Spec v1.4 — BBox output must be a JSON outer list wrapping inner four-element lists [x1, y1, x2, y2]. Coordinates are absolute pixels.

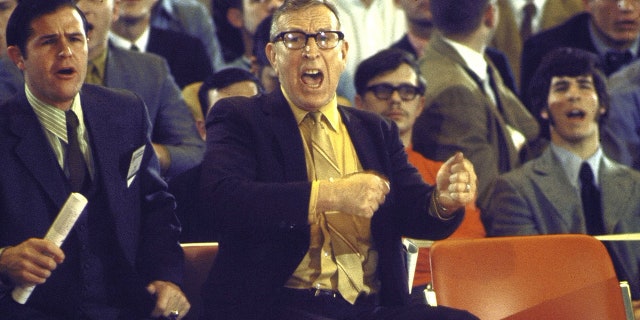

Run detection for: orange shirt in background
[[406, 146, 486, 287]]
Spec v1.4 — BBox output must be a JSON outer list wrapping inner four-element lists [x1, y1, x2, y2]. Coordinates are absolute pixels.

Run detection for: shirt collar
[[109, 27, 151, 52], [442, 37, 489, 81], [282, 87, 340, 132], [26, 85, 84, 144], [550, 143, 603, 187]]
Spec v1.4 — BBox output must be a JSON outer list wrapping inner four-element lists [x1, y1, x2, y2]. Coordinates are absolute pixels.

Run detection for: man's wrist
[[0, 247, 13, 288], [430, 191, 455, 221]]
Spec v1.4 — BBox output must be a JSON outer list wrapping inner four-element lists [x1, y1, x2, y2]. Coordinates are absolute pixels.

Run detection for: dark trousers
[[0, 294, 154, 320], [270, 288, 479, 320]]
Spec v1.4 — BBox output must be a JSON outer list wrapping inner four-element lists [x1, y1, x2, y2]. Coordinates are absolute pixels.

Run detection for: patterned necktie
[[66, 110, 88, 192], [520, 0, 537, 41], [308, 112, 341, 179], [579, 163, 604, 235]]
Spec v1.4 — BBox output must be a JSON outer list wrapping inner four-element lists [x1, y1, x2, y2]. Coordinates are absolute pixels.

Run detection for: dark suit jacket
[[482, 148, 640, 298], [492, 0, 584, 88], [168, 163, 219, 243], [147, 27, 213, 89], [390, 34, 519, 94], [521, 12, 640, 106], [0, 85, 183, 315], [198, 88, 463, 320], [105, 44, 205, 177], [413, 34, 540, 204]]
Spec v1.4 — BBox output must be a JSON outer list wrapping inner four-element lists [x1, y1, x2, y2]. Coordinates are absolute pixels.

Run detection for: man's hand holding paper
[[0, 239, 64, 287]]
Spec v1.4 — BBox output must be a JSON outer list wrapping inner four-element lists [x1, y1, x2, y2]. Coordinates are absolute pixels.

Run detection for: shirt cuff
[[429, 191, 456, 221]]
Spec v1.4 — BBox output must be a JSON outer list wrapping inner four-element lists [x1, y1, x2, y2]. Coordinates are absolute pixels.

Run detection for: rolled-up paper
[[402, 238, 419, 294], [12, 193, 88, 304]]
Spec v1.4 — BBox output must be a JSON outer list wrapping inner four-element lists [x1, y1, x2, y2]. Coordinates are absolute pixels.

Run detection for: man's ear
[[540, 109, 549, 120], [354, 94, 365, 110], [266, 42, 277, 69], [7, 46, 25, 71], [484, 2, 498, 28]]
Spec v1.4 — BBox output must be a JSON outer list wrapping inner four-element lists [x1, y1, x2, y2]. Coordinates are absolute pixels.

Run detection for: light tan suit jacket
[[492, 0, 584, 89], [413, 34, 539, 204]]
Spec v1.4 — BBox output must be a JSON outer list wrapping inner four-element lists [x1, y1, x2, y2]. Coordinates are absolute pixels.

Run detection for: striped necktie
[[308, 112, 341, 179]]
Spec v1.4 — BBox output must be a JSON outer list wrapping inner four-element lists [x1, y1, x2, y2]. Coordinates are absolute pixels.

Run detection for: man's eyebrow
[[37, 33, 60, 41], [551, 79, 570, 87]]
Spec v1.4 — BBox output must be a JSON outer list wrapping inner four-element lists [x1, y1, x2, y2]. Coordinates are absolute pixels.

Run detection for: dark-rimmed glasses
[[271, 31, 344, 50], [365, 83, 424, 101]]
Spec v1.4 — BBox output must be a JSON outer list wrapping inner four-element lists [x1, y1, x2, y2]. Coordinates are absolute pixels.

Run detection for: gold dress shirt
[[281, 89, 379, 304]]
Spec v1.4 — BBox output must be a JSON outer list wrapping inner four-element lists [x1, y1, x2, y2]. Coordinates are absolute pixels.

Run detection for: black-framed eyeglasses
[[365, 83, 424, 101], [271, 31, 344, 50]]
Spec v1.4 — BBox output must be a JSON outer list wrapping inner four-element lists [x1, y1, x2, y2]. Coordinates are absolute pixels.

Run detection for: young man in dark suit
[[0, 0, 189, 318], [520, 0, 640, 104]]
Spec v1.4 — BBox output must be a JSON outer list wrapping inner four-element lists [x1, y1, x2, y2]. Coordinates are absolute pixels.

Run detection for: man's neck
[[111, 16, 150, 42], [550, 131, 600, 160], [444, 30, 487, 54], [407, 19, 433, 41], [400, 131, 411, 148], [590, 19, 636, 51]]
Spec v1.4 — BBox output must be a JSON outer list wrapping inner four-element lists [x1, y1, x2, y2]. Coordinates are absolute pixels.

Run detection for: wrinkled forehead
[[30, 6, 86, 36], [273, 5, 340, 33]]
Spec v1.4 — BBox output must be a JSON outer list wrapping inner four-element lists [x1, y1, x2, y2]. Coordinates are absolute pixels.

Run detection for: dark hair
[[212, 0, 244, 63], [354, 48, 426, 96], [252, 14, 272, 67], [198, 67, 264, 116], [528, 47, 609, 138], [6, 0, 88, 58], [430, 0, 490, 36], [270, 0, 340, 40]]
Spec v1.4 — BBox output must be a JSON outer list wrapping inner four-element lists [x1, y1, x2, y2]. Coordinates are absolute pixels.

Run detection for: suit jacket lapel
[[531, 149, 581, 229], [11, 93, 69, 208], [104, 43, 131, 88], [262, 89, 309, 181], [601, 157, 637, 232], [340, 108, 383, 173]]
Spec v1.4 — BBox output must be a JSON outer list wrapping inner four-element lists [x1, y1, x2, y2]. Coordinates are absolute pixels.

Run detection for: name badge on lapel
[[127, 145, 145, 187]]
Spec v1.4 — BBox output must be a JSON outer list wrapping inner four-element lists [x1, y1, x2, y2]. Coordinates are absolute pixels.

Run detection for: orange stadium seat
[[429, 234, 630, 320]]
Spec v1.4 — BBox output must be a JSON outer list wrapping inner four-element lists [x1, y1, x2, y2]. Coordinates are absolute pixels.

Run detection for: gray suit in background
[[104, 44, 204, 178], [482, 148, 640, 298]]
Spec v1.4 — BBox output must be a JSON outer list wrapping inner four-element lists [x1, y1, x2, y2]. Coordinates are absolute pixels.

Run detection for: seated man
[[199, 1, 479, 319], [169, 68, 263, 243], [354, 48, 486, 303], [110, 0, 213, 88], [0, 0, 189, 318], [482, 47, 640, 317], [76, 0, 204, 178]]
